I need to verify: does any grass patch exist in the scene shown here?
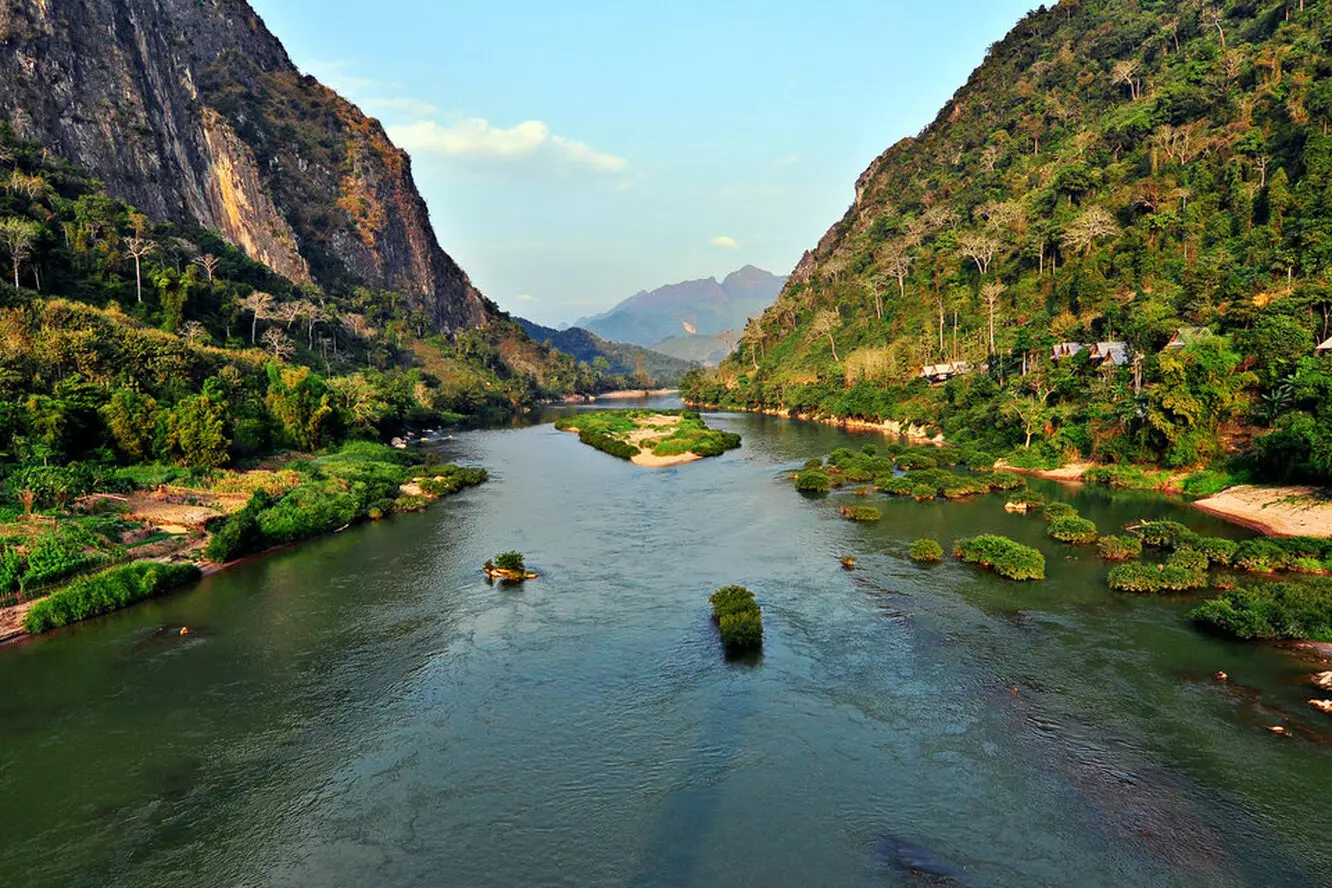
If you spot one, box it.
[840,504,881,521]
[24,561,201,633]
[1192,580,1332,641]
[909,538,944,562]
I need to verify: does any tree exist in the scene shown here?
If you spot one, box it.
[1005,383,1053,448]
[238,291,274,345]
[880,240,912,302]
[262,327,296,360]
[192,252,220,282]
[981,281,1006,354]
[1111,59,1141,100]
[180,320,210,346]
[125,214,154,304]
[1060,206,1120,256]
[0,217,39,289]
[957,232,1000,275]
[808,309,842,362]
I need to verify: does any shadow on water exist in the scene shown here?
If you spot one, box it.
[874,836,970,886]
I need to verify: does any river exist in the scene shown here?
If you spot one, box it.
[1,399,1329,887]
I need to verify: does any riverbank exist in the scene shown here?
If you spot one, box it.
[683,400,945,444]
[1191,485,1332,537]
[0,444,488,643]
[596,388,679,400]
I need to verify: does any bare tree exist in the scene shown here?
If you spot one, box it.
[1060,206,1120,256]
[808,309,842,363]
[261,327,296,360]
[1111,59,1141,100]
[341,312,370,341]
[880,240,912,302]
[1253,154,1271,188]
[125,237,154,303]
[980,281,1005,355]
[270,301,301,331]
[743,316,765,370]
[1203,6,1226,49]
[980,144,1001,173]
[238,291,274,344]
[180,320,210,346]
[957,232,1000,276]
[192,252,220,282]
[0,217,40,289]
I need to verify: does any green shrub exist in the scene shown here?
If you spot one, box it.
[877,475,913,495]
[1168,548,1210,572]
[1006,492,1047,510]
[204,490,271,563]
[1107,562,1207,593]
[840,504,881,521]
[1043,502,1078,522]
[1195,537,1238,566]
[1233,539,1289,572]
[494,551,525,571]
[1097,535,1143,561]
[24,562,202,634]
[953,535,1045,580]
[960,449,995,470]
[1191,580,1332,641]
[1048,516,1098,544]
[1134,521,1197,550]
[803,457,824,470]
[579,428,640,460]
[18,529,103,593]
[1082,465,1172,490]
[895,451,938,470]
[911,484,937,501]
[794,470,832,492]
[909,538,944,562]
[986,471,1025,491]
[941,477,991,499]
[0,545,24,595]
[1180,469,1244,498]
[708,584,763,651]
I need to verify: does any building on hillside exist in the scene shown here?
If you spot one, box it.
[1316,336,1332,356]
[920,361,976,384]
[1050,342,1086,361]
[1164,327,1211,350]
[1089,341,1130,370]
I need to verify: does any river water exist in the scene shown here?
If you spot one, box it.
[1,399,1330,887]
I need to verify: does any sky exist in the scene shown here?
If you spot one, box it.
[248,0,1037,327]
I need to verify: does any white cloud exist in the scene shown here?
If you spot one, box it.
[361,96,441,119]
[388,118,627,174]
[516,293,538,302]
[709,236,739,249]
[772,154,801,168]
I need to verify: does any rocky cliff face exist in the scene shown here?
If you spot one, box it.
[0,0,489,331]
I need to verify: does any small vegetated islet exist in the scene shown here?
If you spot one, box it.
[1191,579,1332,642]
[953,535,1045,581]
[841,504,881,521]
[1048,515,1098,544]
[909,538,944,563]
[556,410,740,461]
[1097,534,1143,561]
[708,584,763,652]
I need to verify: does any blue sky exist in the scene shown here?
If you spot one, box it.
[249,0,1037,326]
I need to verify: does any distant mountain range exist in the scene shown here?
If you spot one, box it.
[514,318,697,386]
[575,266,787,357]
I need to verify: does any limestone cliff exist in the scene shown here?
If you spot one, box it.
[0,0,489,331]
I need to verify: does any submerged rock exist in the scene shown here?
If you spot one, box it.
[875,836,969,886]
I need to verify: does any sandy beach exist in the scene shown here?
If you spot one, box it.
[1191,485,1332,537]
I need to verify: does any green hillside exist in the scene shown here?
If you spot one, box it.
[684,0,1332,484]
[0,122,609,473]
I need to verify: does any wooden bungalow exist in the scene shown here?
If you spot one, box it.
[1164,327,1211,351]
[1050,342,1086,361]
[919,361,976,384]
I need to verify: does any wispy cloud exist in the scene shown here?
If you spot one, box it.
[360,96,441,119]
[772,154,801,168]
[516,293,538,302]
[388,118,627,175]
[709,235,739,249]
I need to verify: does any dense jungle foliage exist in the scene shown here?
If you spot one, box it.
[0,121,632,488]
[683,0,1332,484]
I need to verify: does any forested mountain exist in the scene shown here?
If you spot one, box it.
[514,318,698,385]
[577,266,786,348]
[685,0,1332,484]
[0,122,612,472]
[0,0,487,331]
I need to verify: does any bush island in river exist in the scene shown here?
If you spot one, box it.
[708,585,763,652]
[1047,515,1098,544]
[556,410,740,463]
[1192,580,1332,642]
[909,538,944,563]
[953,535,1045,581]
[840,505,881,522]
